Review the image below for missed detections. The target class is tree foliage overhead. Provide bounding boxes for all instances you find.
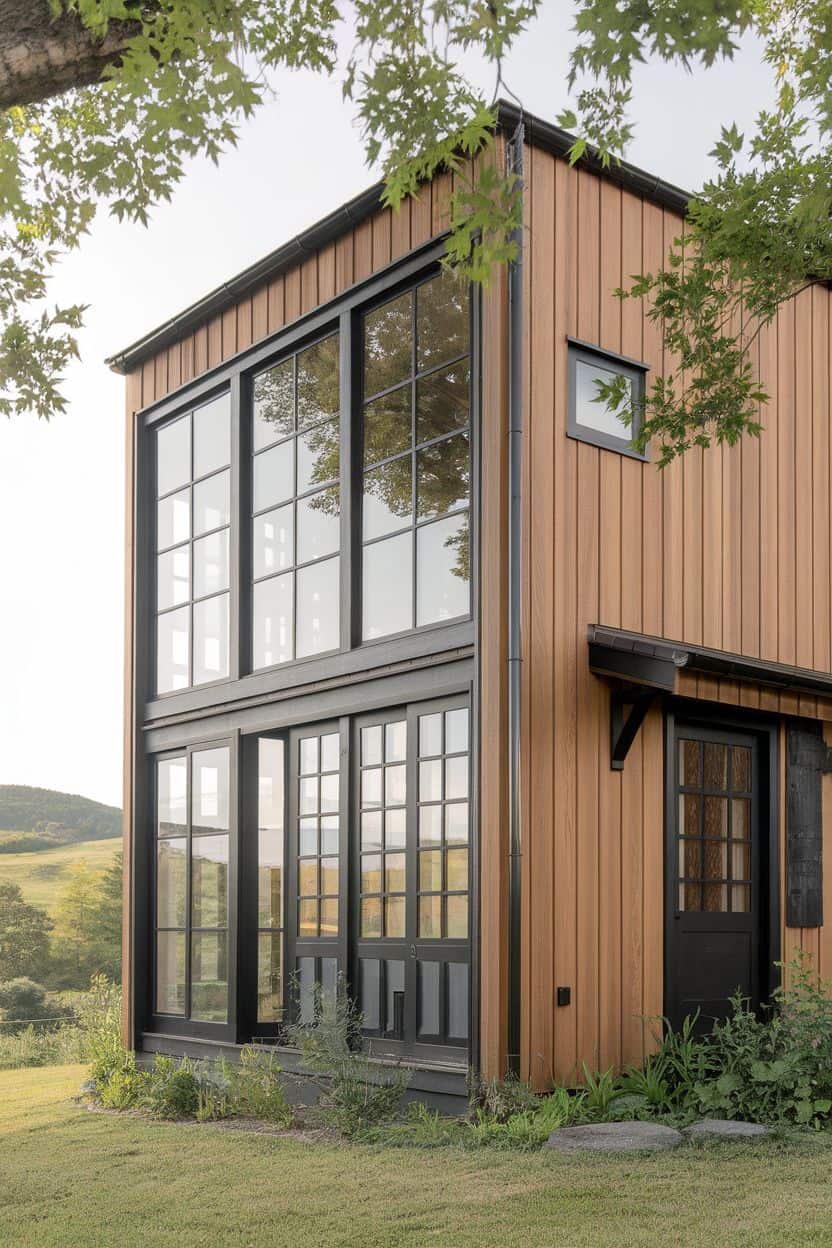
[2,1,832,461]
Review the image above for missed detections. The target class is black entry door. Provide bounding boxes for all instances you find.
[666,723,764,1032]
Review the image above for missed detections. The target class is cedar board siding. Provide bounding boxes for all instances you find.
[121,163,513,1067]
[521,142,832,1086]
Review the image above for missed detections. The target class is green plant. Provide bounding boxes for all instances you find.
[284,980,408,1137]
[466,1070,539,1123]
[581,1065,625,1118]
[98,1063,148,1111]
[227,1047,294,1126]
[142,1055,201,1120]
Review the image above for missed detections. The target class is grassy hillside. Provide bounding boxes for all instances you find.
[0,786,121,852]
[0,836,121,918]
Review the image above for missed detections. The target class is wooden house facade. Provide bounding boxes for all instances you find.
[114,104,832,1096]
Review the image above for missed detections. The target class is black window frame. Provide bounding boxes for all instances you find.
[566,337,649,460]
[135,238,479,726]
[148,735,239,1042]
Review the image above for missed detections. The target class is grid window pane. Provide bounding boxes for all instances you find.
[157,606,190,693]
[193,393,231,479]
[363,533,412,639]
[252,336,341,668]
[416,513,470,627]
[155,393,231,695]
[157,546,191,611]
[253,574,293,668]
[254,505,293,579]
[258,932,282,1023]
[677,733,753,915]
[191,834,229,927]
[157,416,190,498]
[295,730,341,939]
[296,557,340,658]
[253,358,294,450]
[157,838,187,927]
[157,758,187,835]
[156,932,186,1015]
[193,593,229,684]
[158,489,190,550]
[190,932,228,1022]
[193,470,230,537]
[362,273,470,640]
[193,529,229,598]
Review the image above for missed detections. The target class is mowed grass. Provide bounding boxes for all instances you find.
[5,1067,832,1248]
[0,836,120,915]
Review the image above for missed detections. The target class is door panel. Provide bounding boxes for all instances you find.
[666,723,763,1032]
[354,698,471,1063]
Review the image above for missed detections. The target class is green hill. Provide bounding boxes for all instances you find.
[0,836,122,919]
[0,786,121,853]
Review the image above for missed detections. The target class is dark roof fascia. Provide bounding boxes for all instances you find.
[495,101,691,217]
[106,179,386,375]
[107,102,692,376]
[589,624,832,701]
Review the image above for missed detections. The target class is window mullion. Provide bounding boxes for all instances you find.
[340,308,359,650]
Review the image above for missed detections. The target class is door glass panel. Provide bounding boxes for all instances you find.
[190,931,228,1023]
[295,731,340,938]
[359,718,407,939]
[360,959,381,1030]
[191,834,228,927]
[385,960,405,1035]
[677,733,753,915]
[418,961,440,1035]
[298,957,316,1024]
[156,931,186,1015]
[157,839,187,927]
[447,963,469,1040]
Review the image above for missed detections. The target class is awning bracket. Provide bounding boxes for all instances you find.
[611,689,657,771]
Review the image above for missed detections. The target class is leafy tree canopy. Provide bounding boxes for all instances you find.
[2,0,832,461]
[0,881,52,982]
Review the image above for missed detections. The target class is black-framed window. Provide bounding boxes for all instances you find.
[155,745,230,1022]
[251,335,341,669]
[361,270,471,639]
[567,339,647,458]
[257,737,285,1023]
[359,718,407,939]
[296,729,342,939]
[155,392,232,692]
[416,706,470,940]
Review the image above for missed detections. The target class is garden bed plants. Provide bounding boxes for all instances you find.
[83,954,832,1150]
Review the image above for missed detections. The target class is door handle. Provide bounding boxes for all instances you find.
[409,943,417,959]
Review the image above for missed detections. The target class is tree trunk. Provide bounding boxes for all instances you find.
[0,3,134,111]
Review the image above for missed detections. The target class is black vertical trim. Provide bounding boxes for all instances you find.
[236,372,252,677]
[506,120,525,1077]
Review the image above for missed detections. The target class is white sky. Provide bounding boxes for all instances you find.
[0,9,774,808]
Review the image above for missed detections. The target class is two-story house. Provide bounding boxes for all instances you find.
[112,103,832,1100]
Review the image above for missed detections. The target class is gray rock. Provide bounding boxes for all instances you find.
[546,1121,683,1153]
[685,1118,770,1140]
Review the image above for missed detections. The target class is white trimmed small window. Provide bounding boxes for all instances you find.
[567,339,648,458]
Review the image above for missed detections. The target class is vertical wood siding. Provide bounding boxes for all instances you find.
[521,144,832,1084]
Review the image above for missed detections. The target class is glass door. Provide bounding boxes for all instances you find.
[354,697,471,1063]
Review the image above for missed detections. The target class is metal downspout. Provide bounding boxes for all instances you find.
[506,121,524,1078]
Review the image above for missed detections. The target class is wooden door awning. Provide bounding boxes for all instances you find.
[588,624,832,769]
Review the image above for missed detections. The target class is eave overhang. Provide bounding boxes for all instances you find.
[589,624,832,701]
[106,102,691,376]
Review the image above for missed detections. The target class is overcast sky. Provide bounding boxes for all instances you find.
[0,10,774,808]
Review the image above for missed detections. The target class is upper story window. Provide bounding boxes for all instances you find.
[567,340,647,458]
[156,393,232,693]
[361,271,471,640]
[251,335,341,669]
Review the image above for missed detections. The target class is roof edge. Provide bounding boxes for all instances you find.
[107,101,691,376]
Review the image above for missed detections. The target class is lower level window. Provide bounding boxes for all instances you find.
[155,745,230,1022]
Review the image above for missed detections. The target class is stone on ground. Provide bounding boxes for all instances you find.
[545,1121,683,1153]
[685,1118,770,1140]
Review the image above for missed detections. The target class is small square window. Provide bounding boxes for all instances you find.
[567,340,648,458]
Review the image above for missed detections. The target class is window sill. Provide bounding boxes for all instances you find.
[566,427,650,462]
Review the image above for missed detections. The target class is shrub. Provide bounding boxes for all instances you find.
[228,1047,294,1125]
[466,1070,539,1122]
[285,981,408,1137]
[142,1055,202,1119]
[0,978,74,1034]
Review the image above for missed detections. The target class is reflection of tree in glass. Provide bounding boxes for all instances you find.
[297,336,340,427]
[417,434,470,520]
[254,357,294,439]
[416,271,468,369]
[445,516,470,584]
[364,292,412,397]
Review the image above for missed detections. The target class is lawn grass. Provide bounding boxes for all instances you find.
[0,836,120,916]
[4,1066,832,1247]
